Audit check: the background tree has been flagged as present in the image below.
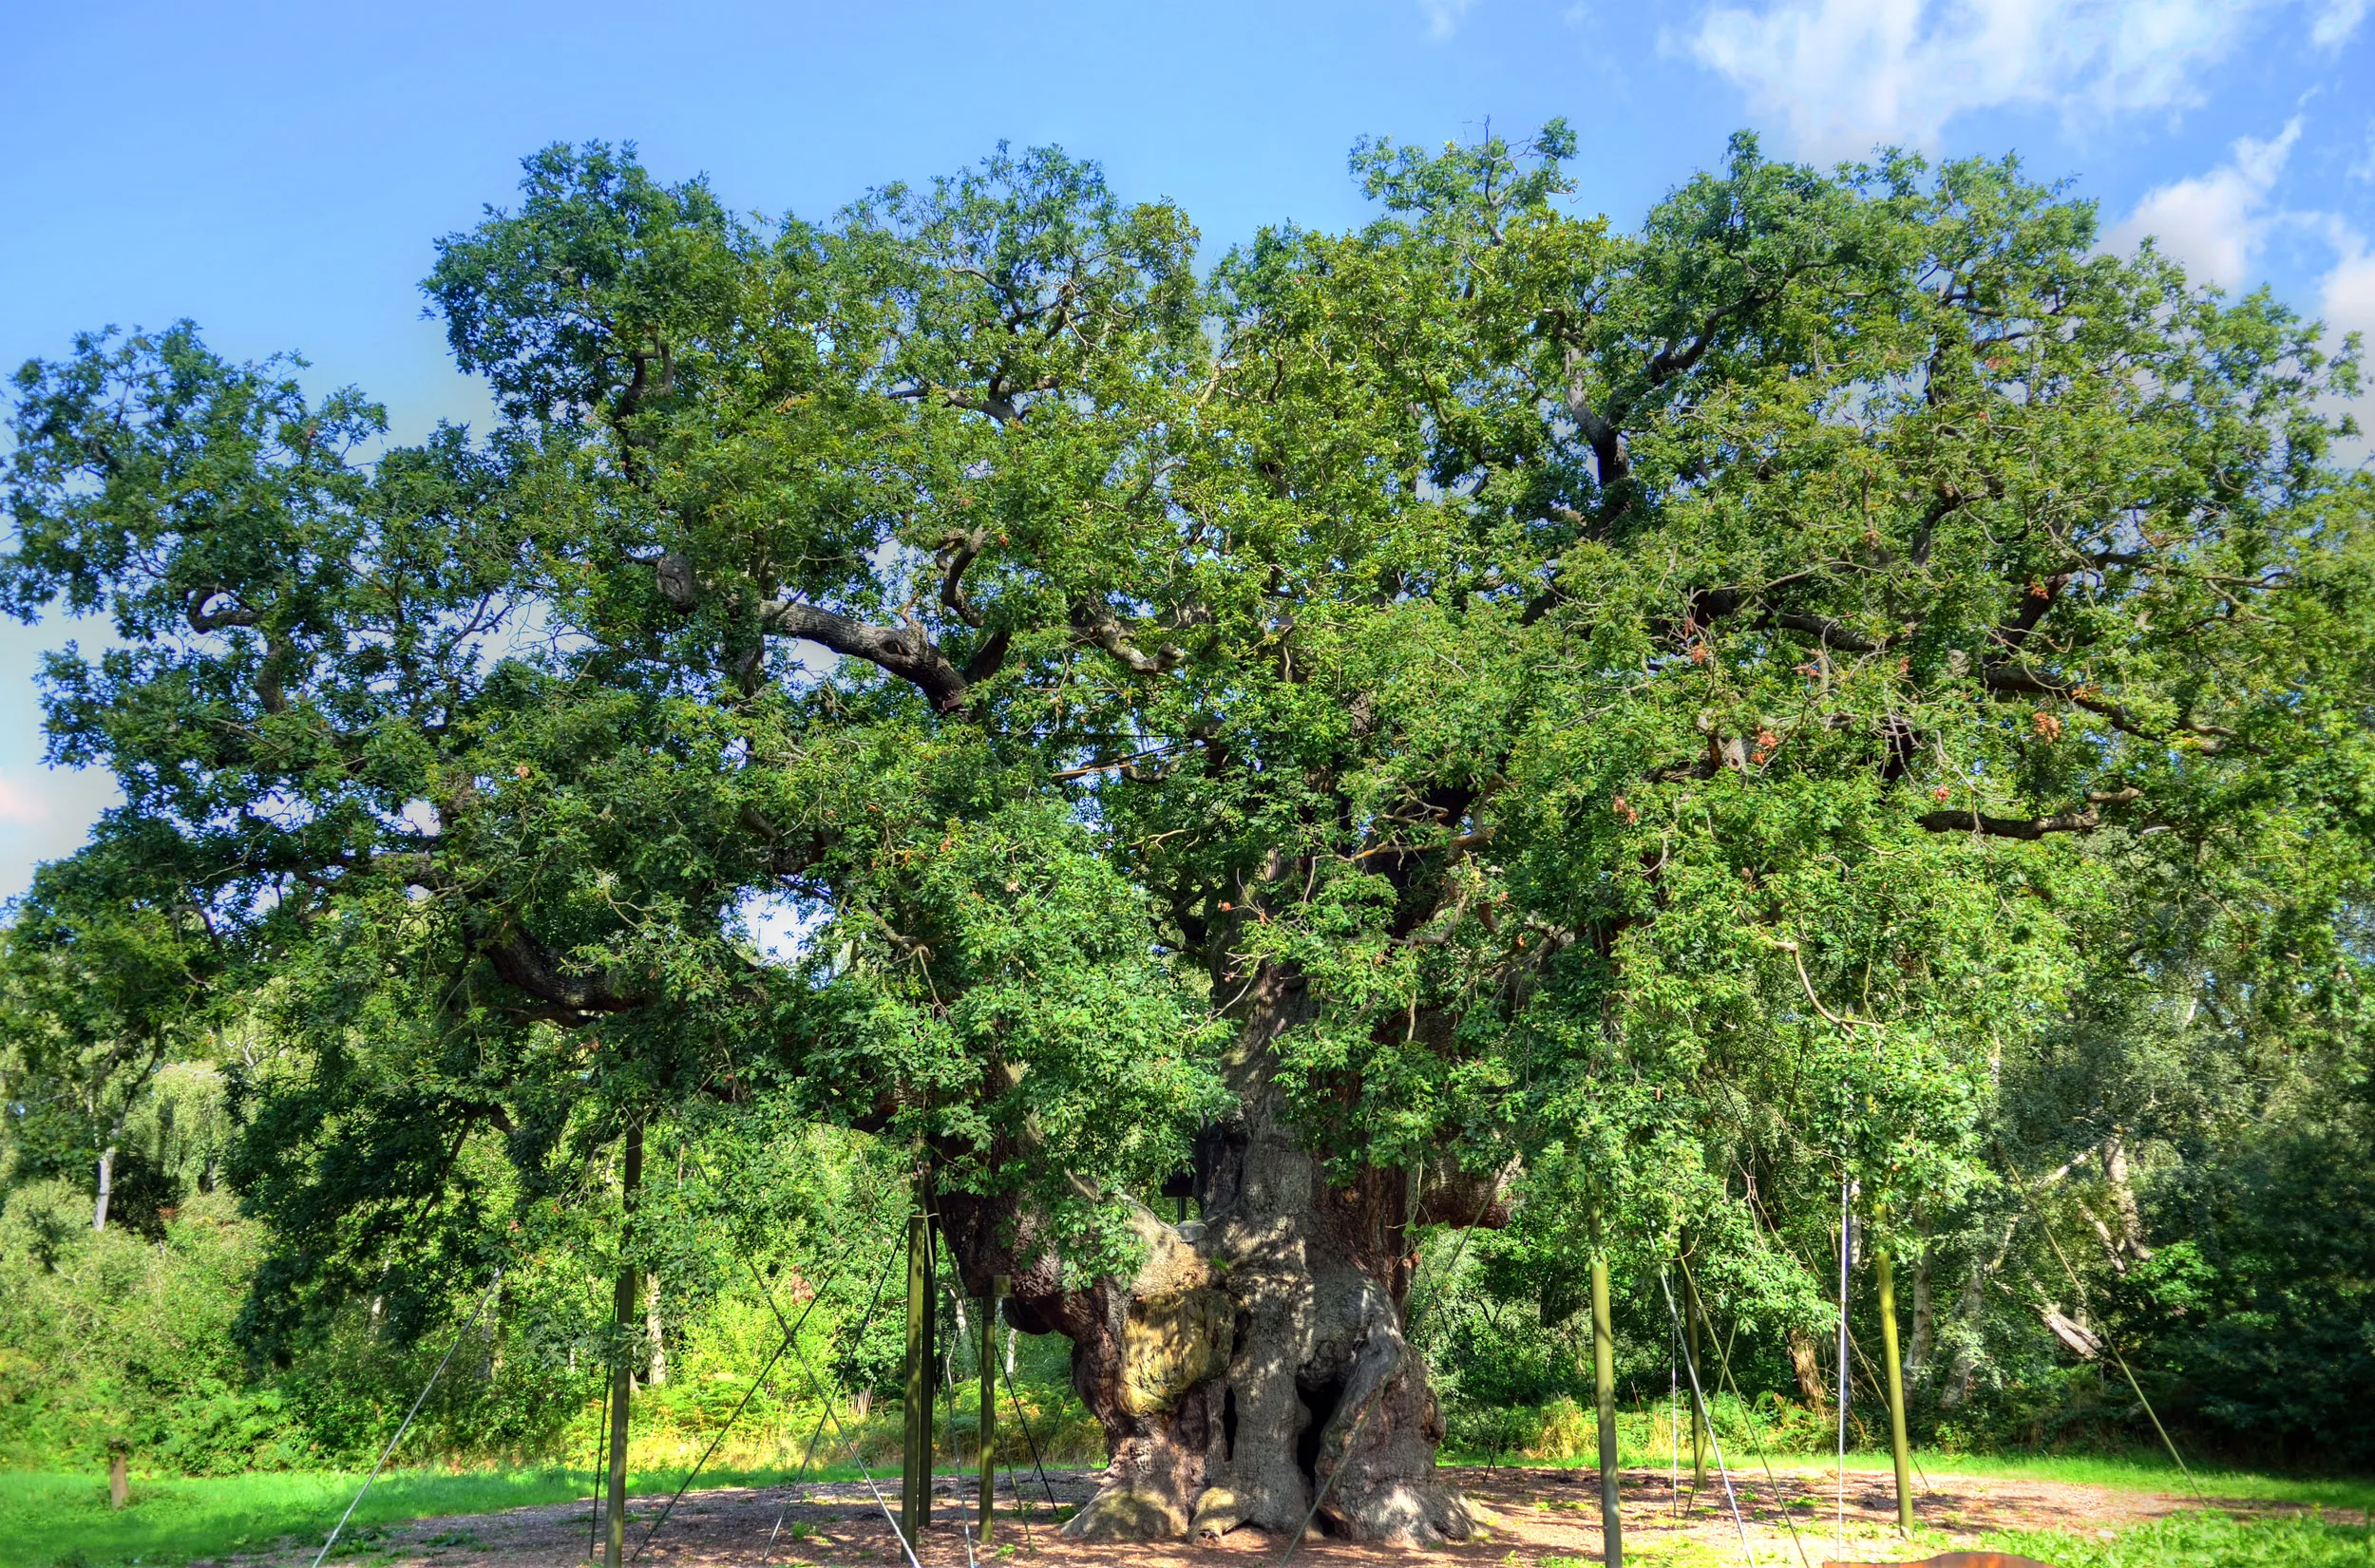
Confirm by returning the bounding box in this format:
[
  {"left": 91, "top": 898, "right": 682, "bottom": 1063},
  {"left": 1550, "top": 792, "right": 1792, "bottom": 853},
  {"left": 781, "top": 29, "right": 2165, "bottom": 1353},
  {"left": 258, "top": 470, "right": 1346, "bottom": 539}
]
[{"left": 0, "top": 826, "right": 228, "bottom": 1237}]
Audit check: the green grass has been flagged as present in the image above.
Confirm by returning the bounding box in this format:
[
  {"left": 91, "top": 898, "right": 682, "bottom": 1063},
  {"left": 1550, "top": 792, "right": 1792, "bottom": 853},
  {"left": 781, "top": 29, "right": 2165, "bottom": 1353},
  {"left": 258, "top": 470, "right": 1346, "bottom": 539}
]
[
  {"left": 0, "top": 1460, "right": 902, "bottom": 1568},
  {"left": 0, "top": 1467, "right": 583, "bottom": 1568},
  {"left": 1983, "top": 1509, "right": 2375, "bottom": 1566},
  {"left": 1897, "top": 1449, "right": 2375, "bottom": 1514},
  {"left": 13, "top": 1450, "right": 2369, "bottom": 1568},
  {"left": 1445, "top": 1445, "right": 2375, "bottom": 1516}
]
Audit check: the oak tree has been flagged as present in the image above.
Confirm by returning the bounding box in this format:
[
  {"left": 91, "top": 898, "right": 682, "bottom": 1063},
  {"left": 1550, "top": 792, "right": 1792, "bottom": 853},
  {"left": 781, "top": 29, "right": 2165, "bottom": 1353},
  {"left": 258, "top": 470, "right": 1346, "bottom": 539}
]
[{"left": 6, "top": 128, "right": 2367, "bottom": 1542}]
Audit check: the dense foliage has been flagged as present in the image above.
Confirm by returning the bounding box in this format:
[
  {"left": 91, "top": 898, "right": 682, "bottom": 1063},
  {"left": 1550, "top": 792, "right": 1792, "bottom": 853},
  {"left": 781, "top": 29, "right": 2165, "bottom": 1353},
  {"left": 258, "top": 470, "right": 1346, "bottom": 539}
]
[
  {"left": 4, "top": 123, "right": 2370, "bottom": 1477},
  {"left": 0, "top": 1113, "right": 1100, "bottom": 1475}
]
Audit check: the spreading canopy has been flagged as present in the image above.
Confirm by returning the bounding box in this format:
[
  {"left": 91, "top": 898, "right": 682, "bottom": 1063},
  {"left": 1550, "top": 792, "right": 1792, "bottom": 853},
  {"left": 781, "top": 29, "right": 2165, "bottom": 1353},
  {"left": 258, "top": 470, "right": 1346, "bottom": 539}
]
[{"left": 5, "top": 128, "right": 2367, "bottom": 1346}]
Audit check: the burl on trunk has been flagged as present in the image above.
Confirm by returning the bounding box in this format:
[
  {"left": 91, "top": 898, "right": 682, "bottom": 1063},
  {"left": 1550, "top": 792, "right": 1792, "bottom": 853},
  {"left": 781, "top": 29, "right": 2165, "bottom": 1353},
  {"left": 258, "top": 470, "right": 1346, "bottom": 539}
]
[{"left": 940, "top": 972, "right": 1503, "bottom": 1545}]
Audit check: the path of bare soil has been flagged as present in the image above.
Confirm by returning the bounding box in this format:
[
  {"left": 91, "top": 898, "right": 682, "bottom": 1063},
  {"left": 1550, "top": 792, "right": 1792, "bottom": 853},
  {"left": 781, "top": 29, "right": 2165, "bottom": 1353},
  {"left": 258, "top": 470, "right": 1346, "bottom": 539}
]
[{"left": 222, "top": 1464, "right": 2287, "bottom": 1568}]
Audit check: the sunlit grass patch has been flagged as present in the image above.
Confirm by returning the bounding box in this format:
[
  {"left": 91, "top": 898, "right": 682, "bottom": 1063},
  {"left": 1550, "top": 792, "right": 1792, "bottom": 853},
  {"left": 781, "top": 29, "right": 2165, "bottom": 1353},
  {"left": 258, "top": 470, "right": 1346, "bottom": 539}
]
[
  {"left": 0, "top": 1460, "right": 884, "bottom": 1568},
  {"left": 1985, "top": 1508, "right": 2375, "bottom": 1567}
]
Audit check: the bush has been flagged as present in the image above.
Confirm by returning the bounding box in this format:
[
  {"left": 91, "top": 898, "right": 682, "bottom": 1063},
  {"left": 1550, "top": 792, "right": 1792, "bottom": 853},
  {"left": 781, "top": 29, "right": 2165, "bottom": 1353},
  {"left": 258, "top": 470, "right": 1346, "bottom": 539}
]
[{"left": 0, "top": 1191, "right": 307, "bottom": 1472}]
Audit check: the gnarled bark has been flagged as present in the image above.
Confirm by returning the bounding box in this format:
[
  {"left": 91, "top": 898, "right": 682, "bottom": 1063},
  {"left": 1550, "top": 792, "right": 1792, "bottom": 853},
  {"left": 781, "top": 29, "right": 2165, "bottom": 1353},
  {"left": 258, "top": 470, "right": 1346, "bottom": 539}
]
[{"left": 939, "top": 968, "right": 1482, "bottom": 1546}]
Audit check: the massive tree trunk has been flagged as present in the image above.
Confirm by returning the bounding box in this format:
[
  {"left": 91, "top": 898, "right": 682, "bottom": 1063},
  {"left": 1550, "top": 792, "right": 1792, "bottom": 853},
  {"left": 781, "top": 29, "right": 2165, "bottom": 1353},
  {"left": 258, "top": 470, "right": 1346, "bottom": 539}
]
[{"left": 939, "top": 969, "right": 1490, "bottom": 1545}]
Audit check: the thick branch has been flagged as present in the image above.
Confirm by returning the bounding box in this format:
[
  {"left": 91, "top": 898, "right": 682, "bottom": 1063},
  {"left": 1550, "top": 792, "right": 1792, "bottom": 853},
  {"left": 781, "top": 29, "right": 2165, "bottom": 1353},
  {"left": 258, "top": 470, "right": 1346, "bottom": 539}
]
[
  {"left": 1560, "top": 346, "right": 1628, "bottom": 489},
  {"left": 1415, "top": 1155, "right": 1515, "bottom": 1230},
  {"left": 255, "top": 636, "right": 292, "bottom": 715},
  {"left": 188, "top": 586, "right": 292, "bottom": 713},
  {"left": 186, "top": 587, "right": 260, "bottom": 632},
  {"left": 1917, "top": 788, "right": 2140, "bottom": 840},
  {"left": 1071, "top": 602, "right": 1183, "bottom": 675},
  {"left": 656, "top": 555, "right": 980, "bottom": 710},
  {"left": 480, "top": 926, "right": 645, "bottom": 1015},
  {"left": 1641, "top": 288, "right": 1773, "bottom": 387},
  {"left": 891, "top": 372, "right": 1061, "bottom": 427},
  {"left": 938, "top": 525, "right": 991, "bottom": 627},
  {"left": 759, "top": 600, "right": 973, "bottom": 710},
  {"left": 1991, "top": 571, "right": 2072, "bottom": 659},
  {"left": 1771, "top": 609, "right": 1888, "bottom": 652},
  {"left": 1979, "top": 666, "right": 2231, "bottom": 751},
  {"left": 2041, "top": 1306, "right": 2102, "bottom": 1360}
]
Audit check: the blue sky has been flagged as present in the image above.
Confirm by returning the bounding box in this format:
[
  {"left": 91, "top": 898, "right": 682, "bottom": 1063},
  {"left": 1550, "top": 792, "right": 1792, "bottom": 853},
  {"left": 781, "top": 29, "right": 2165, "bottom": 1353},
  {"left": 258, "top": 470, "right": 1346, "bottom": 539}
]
[{"left": 3, "top": 0, "right": 2369, "bottom": 901}]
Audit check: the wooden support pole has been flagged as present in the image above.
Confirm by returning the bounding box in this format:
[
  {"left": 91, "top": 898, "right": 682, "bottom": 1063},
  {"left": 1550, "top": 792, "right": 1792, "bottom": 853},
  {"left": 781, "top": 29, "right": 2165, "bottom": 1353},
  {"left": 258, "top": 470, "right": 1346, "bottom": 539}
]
[
  {"left": 605, "top": 1123, "right": 643, "bottom": 1568},
  {"left": 978, "top": 1276, "right": 1004, "bottom": 1541},
  {"left": 1874, "top": 1243, "right": 1915, "bottom": 1534},
  {"left": 1588, "top": 1211, "right": 1624, "bottom": 1568},
  {"left": 901, "top": 1170, "right": 936, "bottom": 1540},
  {"left": 107, "top": 1439, "right": 129, "bottom": 1510}
]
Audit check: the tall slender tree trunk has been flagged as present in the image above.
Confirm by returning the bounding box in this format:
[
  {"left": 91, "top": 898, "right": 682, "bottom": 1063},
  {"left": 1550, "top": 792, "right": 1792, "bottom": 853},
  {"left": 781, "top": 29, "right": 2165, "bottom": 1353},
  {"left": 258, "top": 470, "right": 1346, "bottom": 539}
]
[
  {"left": 1908, "top": 1245, "right": 1933, "bottom": 1388},
  {"left": 1941, "top": 1256, "right": 1983, "bottom": 1409},
  {"left": 93, "top": 1145, "right": 116, "bottom": 1232},
  {"left": 1787, "top": 1329, "right": 1830, "bottom": 1409},
  {"left": 939, "top": 967, "right": 1491, "bottom": 1545},
  {"left": 605, "top": 1124, "right": 643, "bottom": 1568},
  {"left": 643, "top": 1274, "right": 667, "bottom": 1388},
  {"left": 1943, "top": 1213, "right": 2021, "bottom": 1410}
]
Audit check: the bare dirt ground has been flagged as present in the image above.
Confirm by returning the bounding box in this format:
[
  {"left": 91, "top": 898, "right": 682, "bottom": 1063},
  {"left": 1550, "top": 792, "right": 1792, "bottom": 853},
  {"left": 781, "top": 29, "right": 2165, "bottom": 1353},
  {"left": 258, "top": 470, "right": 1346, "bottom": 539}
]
[{"left": 227, "top": 1464, "right": 2279, "bottom": 1568}]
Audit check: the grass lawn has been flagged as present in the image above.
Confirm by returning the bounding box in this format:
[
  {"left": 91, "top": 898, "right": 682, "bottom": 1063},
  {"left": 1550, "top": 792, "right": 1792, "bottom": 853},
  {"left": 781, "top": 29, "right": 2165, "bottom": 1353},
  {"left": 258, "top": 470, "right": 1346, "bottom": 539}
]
[
  {"left": 1892, "top": 1449, "right": 2375, "bottom": 1514},
  {"left": 1447, "top": 1445, "right": 2375, "bottom": 1516},
  {"left": 0, "top": 1461, "right": 882, "bottom": 1568},
  {"left": 1, "top": 1467, "right": 581, "bottom": 1568},
  {"left": 1599, "top": 1512, "right": 2375, "bottom": 1568},
  {"left": 11, "top": 1451, "right": 2369, "bottom": 1568},
  {"left": 1980, "top": 1509, "right": 2375, "bottom": 1567}
]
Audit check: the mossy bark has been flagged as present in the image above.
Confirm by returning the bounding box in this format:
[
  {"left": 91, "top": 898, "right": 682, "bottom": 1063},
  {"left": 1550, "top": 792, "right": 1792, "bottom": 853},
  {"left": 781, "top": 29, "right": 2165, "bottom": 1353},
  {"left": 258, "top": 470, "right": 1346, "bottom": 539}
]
[{"left": 938, "top": 970, "right": 1491, "bottom": 1545}]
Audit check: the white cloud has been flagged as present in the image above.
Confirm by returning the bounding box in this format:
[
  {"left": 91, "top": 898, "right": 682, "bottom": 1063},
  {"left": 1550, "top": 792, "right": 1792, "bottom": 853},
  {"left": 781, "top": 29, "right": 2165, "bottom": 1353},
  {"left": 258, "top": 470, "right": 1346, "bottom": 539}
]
[
  {"left": 2310, "top": 0, "right": 2368, "bottom": 46},
  {"left": 2315, "top": 238, "right": 2375, "bottom": 467},
  {"left": 2107, "top": 119, "right": 2301, "bottom": 290},
  {"left": 1419, "top": 0, "right": 1483, "bottom": 39},
  {"left": 2324, "top": 244, "right": 2375, "bottom": 342},
  {"left": 1689, "top": 0, "right": 2294, "bottom": 159}
]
